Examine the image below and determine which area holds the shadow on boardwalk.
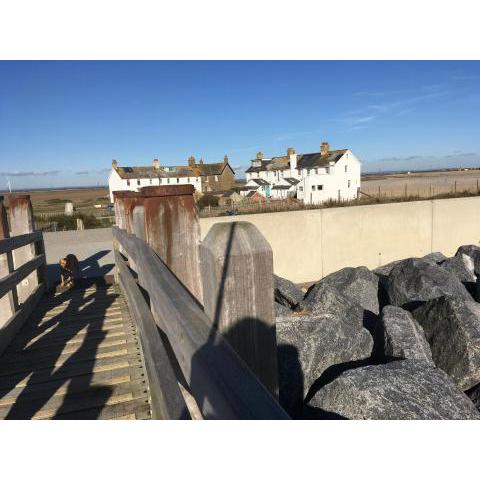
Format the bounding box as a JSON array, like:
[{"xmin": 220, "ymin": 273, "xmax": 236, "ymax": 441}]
[{"xmin": 0, "ymin": 268, "xmax": 118, "ymax": 419}]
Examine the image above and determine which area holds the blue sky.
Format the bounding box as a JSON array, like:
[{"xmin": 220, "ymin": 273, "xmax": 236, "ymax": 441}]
[{"xmin": 1, "ymin": 60, "xmax": 480, "ymax": 189}]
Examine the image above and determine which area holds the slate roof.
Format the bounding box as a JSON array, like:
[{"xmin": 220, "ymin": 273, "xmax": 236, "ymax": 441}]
[
  {"xmin": 114, "ymin": 161, "xmax": 232, "ymax": 179},
  {"xmin": 245, "ymin": 149, "xmax": 347, "ymax": 173},
  {"xmin": 272, "ymin": 185, "xmax": 291, "ymax": 190},
  {"xmin": 283, "ymin": 177, "xmax": 300, "ymax": 185},
  {"xmin": 250, "ymin": 178, "xmax": 270, "ymax": 186}
]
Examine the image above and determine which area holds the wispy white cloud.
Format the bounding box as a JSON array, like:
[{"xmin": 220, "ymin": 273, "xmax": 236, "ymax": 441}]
[
  {"xmin": 75, "ymin": 168, "xmax": 110, "ymax": 175},
  {"xmin": 0, "ymin": 170, "xmax": 61, "ymax": 177},
  {"xmin": 339, "ymin": 89, "xmax": 448, "ymax": 129}
]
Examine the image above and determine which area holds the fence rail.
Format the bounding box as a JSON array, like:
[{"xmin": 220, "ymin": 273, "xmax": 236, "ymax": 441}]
[
  {"xmin": 114, "ymin": 248, "xmax": 191, "ymax": 420},
  {"xmin": 113, "ymin": 225, "xmax": 288, "ymax": 420},
  {"xmin": 0, "ymin": 195, "xmax": 48, "ymax": 356}
]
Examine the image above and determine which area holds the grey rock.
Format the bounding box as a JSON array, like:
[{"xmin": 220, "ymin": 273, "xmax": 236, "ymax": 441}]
[
  {"xmin": 468, "ymin": 384, "xmax": 480, "ymax": 411},
  {"xmin": 476, "ymin": 276, "xmax": 480, "ymax": 302},
  {"xmin": 276, "ymin": 313, "xmax": 373, "ymax": 417},
  {"xmin": 297, "ymin": 282, "xmax": 365, "ymax": 328},
  {"xmin": 440, "ymin": 253, "xmax": 476, "ymax": 284},
  {"xmin": 310, "ymin": 266, "xmax": 381, "ymax": 315},
  {"xmin": 275, "ymin": 301, "xmax": 291, "ymax": 317},
  {"xmin": 422, "ymin": 251, "xmax": 448, "ymax": 265},
  {"xmin": 386, "ymin": 258, "xmax": 472, "ymax": 309},
  {"xmin": 274, "ymin": 274, "xmax": 304, "ymax": 309},
  {"xmin": 412, "ymin": 296, "xmax": 480, "ymax": 390},
  {"xmin": 374, "ymin": 259, "xmax": 403, "ymax": 277},
  {"xmin": 376, "ymin": 306, "xmax": 434, "ymax": 364},
  {"xmin": 456, "ymin": 245, "xmax": 480, "ymax": 275},
  {"xmin": 308, "ymin": 360, "xmax": 480, "ymax": 420}
]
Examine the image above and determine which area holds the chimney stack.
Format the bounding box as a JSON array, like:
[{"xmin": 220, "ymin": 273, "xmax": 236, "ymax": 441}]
[
  {"xmin": 321, "ymin": 142, "xmax": 330, "ymax": 156},
  {"xmin": 153, "ymin": 158, "xmax": 160, "ymax": 169},
  {"xmin": 288, "ymin": 147, "xmax": 297, "ymax": 170},
  {"xmin": 188, "ymin": 156, "xmax": 196, "ymax": 167},
  {"xmin": 224, "ymin": 154, "xmax": 229, "ymax": 164},
  {"xmin": 256, "ymin": 152, "xmax": 264, "ymax": 160}
]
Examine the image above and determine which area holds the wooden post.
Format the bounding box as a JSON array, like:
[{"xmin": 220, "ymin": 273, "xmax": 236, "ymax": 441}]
[
  {"xmin": 141, "ymin": 185, "xmax": 203, "ymax": 303},
  {"xmin": 76, "ymin": 217, "xmax": 84, "ymax": 230},
  {"xmin": 8, "ymin": 194, "xmax": 38, "ymax": 304},
  {"xmin": 122, "ymin": 193, "xmax": 145, "ymax": 240},
  {"xmin": 200, "ymin": 221, "xmax": 278, "ymax": 397},
  {"xmin": 0, "ymin": 196, "xmax": 18, "ymax": 326}
]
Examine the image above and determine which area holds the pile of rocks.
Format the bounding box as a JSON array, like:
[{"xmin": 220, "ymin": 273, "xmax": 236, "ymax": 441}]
[{"xmin": 274, "ymin": 245, "xmax": 480, "ymax": 419}]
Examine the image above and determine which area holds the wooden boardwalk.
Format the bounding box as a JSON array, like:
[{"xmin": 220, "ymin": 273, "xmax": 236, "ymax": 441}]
[{"xmin": 0, "ymin": 283, "xmax": 151, "ymax": 420}]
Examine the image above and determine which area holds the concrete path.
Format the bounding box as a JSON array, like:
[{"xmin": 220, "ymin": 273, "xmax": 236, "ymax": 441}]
[{"xmin": 43, "ymin": 228, "xmax": 114, "ymax": 285}]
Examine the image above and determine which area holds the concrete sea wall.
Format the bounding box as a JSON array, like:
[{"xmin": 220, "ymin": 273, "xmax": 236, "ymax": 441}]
[{"xmin": 199, "ymin": 197, "xmax": 480, "ymax": 283}]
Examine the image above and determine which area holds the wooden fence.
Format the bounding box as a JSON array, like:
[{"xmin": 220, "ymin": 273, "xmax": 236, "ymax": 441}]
[
  {"xmin": 113, "ymin": 187, "xmax": 289, "ymax": 420},
  {"xmin": 0, "ymin": 195, "xmax": 48, "ymax": 356}
]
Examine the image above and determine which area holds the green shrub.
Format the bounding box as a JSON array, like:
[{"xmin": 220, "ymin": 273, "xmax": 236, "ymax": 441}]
[{"xmin": 197, "ymin": 194, "xmax": 219, "ymax": 210}]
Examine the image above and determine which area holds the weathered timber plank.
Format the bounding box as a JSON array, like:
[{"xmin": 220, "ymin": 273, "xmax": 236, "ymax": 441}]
[
  {"xmin": 19, "ymin": 316, "xmax": 132, "ymax": 339},
  {"xmin": 52, "ymin": 396, "xmax": 151, "ymax": 420},
  {"xmin": 0, "ymin": 367, "xmax": 146, "ymax": 407},
  {"xmin": 0, "ymin": 254, "xmax": 45, "ymax": 300},
  {"xmin": 0, "ymin": 357, "xmax": 145, "ymax": 391},
  {"xmin": 0, "ymin": 284, "xmax": 45, "ymax": 357},
  {"xmin": 9, "ymin": 324, "xmax": 135, "ymax": 351},
  {"xmin": 0, "ymin": 343, "xmax": 142, "ymax": 376},
  {"xmin": 116, "ymin": 249, "xmax": 190, "ymax": 420},
  {"xmin": 0, "ymin": 231, "xmax": 42, "ymax": 255},
  {"xmin": 1, "ymin": 338, "xmax": 141, "ymax": 367},
  {"xmin": 7, "ymin": 330, "xmax": 138, "ymax": 353},
  {"xmin": 0, "ymin": 350, "xmax": 144, "ymax": 380},
  {"xmin": 201, "ymin": 222, "xmax": 278, "ymax": 397},
  {"xmin": 113, "ymin": 227, "xmax": 288, "ymax": 419},
  {"xmin": 0, "ymin": 379, "xmax": 149, "ymax": 420}
]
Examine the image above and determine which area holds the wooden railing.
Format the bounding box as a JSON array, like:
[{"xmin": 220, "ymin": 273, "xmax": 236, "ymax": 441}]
[
  {"xmin": 113, "ymin": 225, "xmax": 289, "ymax": 420},
  {"xmin": 0, "ymin": 230, "xmax": 48, "ymax": 357}
]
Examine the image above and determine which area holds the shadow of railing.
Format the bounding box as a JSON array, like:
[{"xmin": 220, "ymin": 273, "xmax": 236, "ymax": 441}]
[{"xmin": 0, "ymin": 278, "xmax": 117, "ymax": 419}]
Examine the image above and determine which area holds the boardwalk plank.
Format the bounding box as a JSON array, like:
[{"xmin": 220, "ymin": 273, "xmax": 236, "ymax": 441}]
[{"xmin": 0, "ymin": 285, "xmax": 151, "ymax": 420}]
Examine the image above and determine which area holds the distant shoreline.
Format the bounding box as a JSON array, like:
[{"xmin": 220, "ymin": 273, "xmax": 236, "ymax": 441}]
[{"xmin": 0, "ymin": 185, "xmax": 108, "ymax": 194}]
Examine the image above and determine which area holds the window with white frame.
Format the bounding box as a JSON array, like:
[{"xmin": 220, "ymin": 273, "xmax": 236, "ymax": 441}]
[
  {"xmin": 215, "ymin": 175, "xmax": 218, "ymax": 182},
  {"xmin": 318, "ymin": 185, "xmax": 323, "ymax": 190},
  {"xmin": 127, "ymin": 180, "xmax": 130, "ymax": 186},
  {"xmin": 312, "ymin": 185, "xmax": 316, "ymax": 191},
  {"xmin": 345, "ymin": 165, "xmax": 348, "ymax": 173},
  {"xmin": 348, "ymin": 180, "xmax": 351, "ymax": 188}
]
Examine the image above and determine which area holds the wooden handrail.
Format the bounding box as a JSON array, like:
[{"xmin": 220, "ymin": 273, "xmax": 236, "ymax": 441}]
[
  {"xmin": 112, "ymin": 226, "xmax": 289, "ymax": 420},
  {"xmin": 0, "ymin": 231, "xmax": 42, "ymax": 255},
  {"xmin": 114, "ymin": 249, "xmax": 191, "ymax": 420},
  {"xmin": 0, "ymin": 254, "xmax": 45, "ymax": 300}
]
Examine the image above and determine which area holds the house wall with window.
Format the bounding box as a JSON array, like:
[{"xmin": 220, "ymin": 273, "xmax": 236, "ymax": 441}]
[
  {"xmin": 297, "ymin": 153, "xmax": 361, "ymax": 204},
  {"xmin": 244, "ymin": 146, "xmax": 361, "ymax": 205}
]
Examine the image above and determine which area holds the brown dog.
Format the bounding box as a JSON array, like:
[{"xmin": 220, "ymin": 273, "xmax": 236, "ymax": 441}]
[{"xmin": 59, "ymin": 254, "xmax": 80, "ymax": 287}]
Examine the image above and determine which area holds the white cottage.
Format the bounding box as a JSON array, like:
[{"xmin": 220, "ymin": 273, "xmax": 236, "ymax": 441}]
[
  {"xmin": 108, "ymin": 156, "xmax": 235, "ymax": 202},
  {"xmin": 245, "ymin": 142, "xmax": 361, "ymax": 204}
]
